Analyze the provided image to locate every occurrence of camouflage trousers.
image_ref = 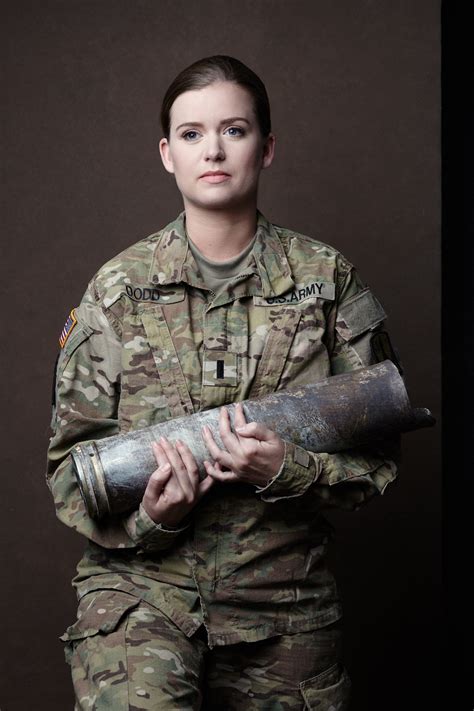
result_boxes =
[62,590,350,710]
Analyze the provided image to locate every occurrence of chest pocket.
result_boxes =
[118,299,194,431]
[249,307,302,398]
[141,309,194,417]
[250,292,334,398]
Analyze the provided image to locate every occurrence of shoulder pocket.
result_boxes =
[50,324,93,430]
[299,662,351,710]
[60,590,139,643]
[56,321,94,381]
[62,322,94,359]
[51,322,94,429]
[335,287,386,342]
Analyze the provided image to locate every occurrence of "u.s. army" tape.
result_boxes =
[254,281,335,306]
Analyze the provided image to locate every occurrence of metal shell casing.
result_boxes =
[72,360,435,519]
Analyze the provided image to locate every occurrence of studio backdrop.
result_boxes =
[2,2,440,710]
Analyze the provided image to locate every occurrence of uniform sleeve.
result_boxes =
[256,259,401,510]
[46,282,188,551]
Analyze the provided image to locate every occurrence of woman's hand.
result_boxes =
[142,437,215,528]
[202,402,285,487]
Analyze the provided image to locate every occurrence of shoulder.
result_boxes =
[87,231,162,306]
[74,229,165,338]
[271,222,355,288]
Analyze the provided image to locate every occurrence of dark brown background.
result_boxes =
[2,2,440,709]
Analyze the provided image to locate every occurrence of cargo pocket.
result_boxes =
[299,662,351,710]
[60,590,140,665]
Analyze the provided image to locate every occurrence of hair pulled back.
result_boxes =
[160,55,271,139]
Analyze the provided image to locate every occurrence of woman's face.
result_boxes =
[159,81,275,213]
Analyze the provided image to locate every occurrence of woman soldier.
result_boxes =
[48,55,399,709]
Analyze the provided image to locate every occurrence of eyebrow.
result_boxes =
[174,117,251,132]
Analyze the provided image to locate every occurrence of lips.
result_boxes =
[199,171,230,178]
[199,171,231,184]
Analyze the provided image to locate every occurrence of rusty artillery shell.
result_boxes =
[72,360,435,519]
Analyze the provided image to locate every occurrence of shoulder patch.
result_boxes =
[59,309,78,348]
[336,288,386,341]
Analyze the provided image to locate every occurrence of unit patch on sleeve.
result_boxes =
[59,309,78,348]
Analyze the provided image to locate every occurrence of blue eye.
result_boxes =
[183,130,200,141]
[225,126,245,137]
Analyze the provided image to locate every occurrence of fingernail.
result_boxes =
[236,426,245,432]
[161,463,171,471]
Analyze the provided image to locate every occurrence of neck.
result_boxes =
[183,201,258,261]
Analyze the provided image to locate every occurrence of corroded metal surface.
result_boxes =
[72,360,435,519]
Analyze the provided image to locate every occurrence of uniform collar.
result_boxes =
[148,210,295,298]
[252,210,295,297]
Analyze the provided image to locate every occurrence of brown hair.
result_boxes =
[160,55,271,139]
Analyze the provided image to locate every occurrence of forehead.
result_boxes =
[169,82,255,128]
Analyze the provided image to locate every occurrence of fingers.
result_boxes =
[233,403,274,441]
[217,406,253,459]
[202,406,261,478]
[145,455,172,499]
[235,421,275,441]
[151,440,171,469]
[175,437,204,501]
[197,474,216,499]
[149,409,280,495]
[202,405,285,487]
[219,407,239,451]
[220,403,274,443]
[151,441,182,499]
[202,420,234,470]
[175,439,200,487]
[203,459,239,483]
[157,437,198,502]
[233,402,248,429]
[144,439,214,527]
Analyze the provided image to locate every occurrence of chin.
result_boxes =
[188,194,243,211]
[192,188,256,212]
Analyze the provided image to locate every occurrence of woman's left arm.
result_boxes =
[203,262,401,511]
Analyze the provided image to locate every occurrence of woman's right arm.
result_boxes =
[46,283,191,551]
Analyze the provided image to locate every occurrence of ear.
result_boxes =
[159,137,175,174]
[261,133,276,170]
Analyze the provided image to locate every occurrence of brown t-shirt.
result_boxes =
[187,235,257,295]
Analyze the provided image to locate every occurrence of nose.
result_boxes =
[205,133,225,162]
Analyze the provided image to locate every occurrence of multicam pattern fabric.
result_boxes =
[63,590,349,710]
[47,210,399,649]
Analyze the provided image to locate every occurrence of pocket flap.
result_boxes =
[336,287,386,341]
[299,662,351,710]
[60,590,139,642]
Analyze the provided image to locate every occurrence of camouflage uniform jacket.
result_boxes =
[47,210,398,647]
